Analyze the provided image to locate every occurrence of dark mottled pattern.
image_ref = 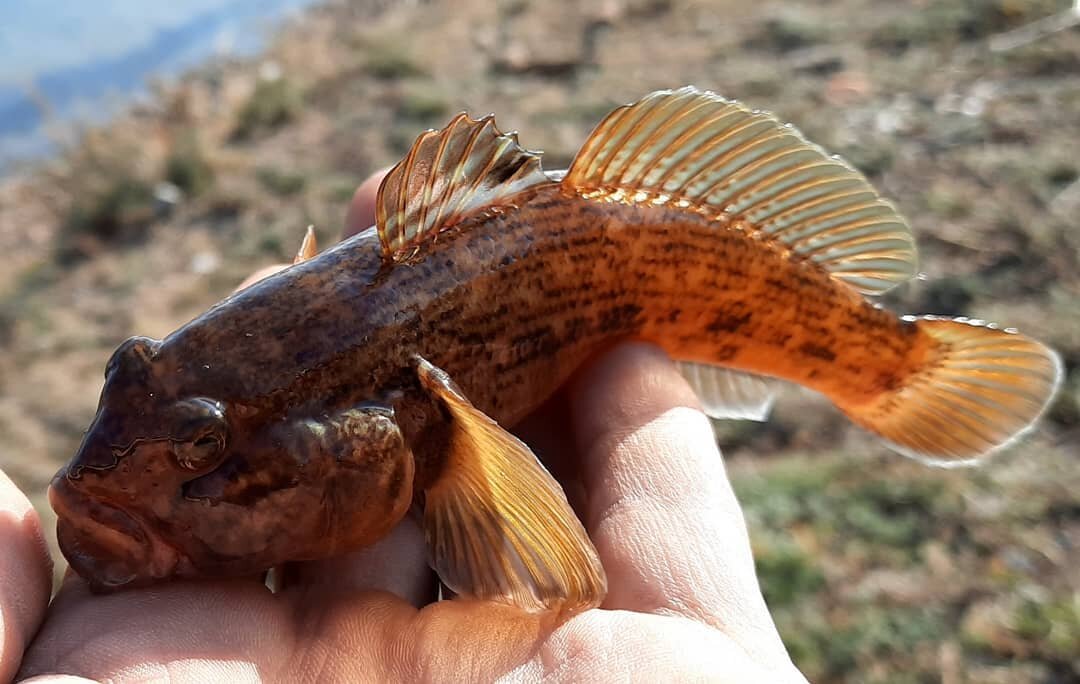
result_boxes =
[52,181,932,588]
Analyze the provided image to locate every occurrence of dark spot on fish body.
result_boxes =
[798,342,837,363]
[597,303,644,335]
[565,315,590,336]
[714,344,739,362]
[707,309,752,335]
[873,372,901,393]
[455,330,487,347]
[511,327,554,351]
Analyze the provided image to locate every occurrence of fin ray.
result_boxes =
[414,356,606,612]
[565,87,917,294]
[376,114,550,261]
[293,225,317,264]
[845,317,1062,466]
[676,362,778,421]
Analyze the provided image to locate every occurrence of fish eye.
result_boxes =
[173,431,226,471]
[169,398,228,472]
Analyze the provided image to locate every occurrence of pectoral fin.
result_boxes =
[413,356,607,613]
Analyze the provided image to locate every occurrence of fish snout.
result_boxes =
[49,474,178,590]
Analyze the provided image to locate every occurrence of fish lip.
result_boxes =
[49,475,178,589]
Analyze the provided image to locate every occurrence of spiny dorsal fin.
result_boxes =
[376,113,550,262]
[293,225,317,264]
[565,87,917,295]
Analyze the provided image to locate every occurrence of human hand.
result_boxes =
[6,173,806,683]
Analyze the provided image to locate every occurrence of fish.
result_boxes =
[50,86,1062,613]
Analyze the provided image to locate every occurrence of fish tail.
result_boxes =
[843,317,1062,466]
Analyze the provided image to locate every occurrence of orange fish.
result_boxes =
[50,87,1061,614]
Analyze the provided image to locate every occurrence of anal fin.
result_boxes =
[676,362,778,421]
[413,356,606,613]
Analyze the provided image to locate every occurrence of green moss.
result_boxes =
[736,456,960,562]
[59,174,155,262]
[756,543,825,608]
[872,0,1068,52]
[777,603,949,681]
[164,130,214,196]
[256,167,307,196]
[365,44,424,80]
[234,78,301,139]
[397,90,449,122]
[841,478,955,550]
[1011,597,1080,660]
[746,17,827,53]
[732,457,841,529]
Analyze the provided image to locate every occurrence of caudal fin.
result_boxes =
[848,317,1062,466]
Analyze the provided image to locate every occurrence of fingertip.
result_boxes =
[343,168,391,240]
[561,345,790,661]
[234,263,289,292]
[0,472,54,683]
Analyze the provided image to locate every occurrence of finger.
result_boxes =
[234,263,289,291]
[20,578,296,682]
[0,471,53,683]
[567,343,789,663]
[278,516,437,608]
[343,168,390,239]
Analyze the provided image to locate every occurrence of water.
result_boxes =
[0,0,317,173]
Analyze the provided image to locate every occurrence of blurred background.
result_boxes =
[0,0,1077,681]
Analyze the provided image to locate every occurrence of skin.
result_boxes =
[2,172,807,683]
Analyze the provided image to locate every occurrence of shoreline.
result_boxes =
[0,0,318,173]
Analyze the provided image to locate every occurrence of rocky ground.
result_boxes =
[1,0,1078,681]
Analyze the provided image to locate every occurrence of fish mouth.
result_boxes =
[49,475,180,590]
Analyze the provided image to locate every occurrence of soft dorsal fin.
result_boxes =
[565,87,917,294]
[376,113,550,261]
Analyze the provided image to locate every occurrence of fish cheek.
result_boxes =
[176,446,315,565]
[301,405,417,555]
[178,406,415,567]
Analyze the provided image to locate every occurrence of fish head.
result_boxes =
[50,335,233,589]
[51,335,415,590]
